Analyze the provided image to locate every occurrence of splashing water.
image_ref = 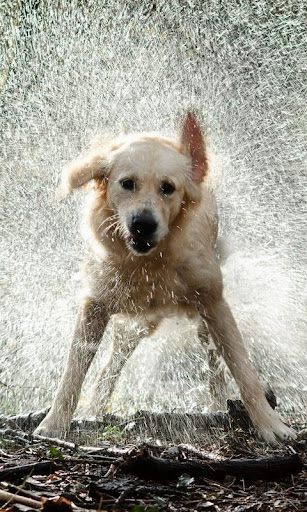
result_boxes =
[1,1,306,440]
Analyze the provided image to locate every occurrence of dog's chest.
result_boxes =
[91,260,189,315]
[128,267,184,312]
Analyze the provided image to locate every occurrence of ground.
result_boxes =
[0,414,306,512]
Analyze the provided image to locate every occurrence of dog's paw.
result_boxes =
[33,415,69,438]
[251,406,297,445]
[258,421,297,445]
[33,424,54,438]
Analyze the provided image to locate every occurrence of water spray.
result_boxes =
[1,1,306,443]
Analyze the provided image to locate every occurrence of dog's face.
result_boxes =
[106,138,190,254]
[59,112,208,256]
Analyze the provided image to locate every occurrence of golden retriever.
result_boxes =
[35,112,296,444]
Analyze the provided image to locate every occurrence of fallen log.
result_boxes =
[121,448,303,482]
[0,409,49,431]
[0,461,55,481]
[0,410,230,438]
[0,389,279,441]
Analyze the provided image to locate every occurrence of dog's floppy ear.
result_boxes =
[57,149,109,200]
[180,111,208,183]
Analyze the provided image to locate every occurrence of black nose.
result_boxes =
[130,211,158,238]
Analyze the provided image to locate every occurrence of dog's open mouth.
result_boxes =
[126,234,156,254]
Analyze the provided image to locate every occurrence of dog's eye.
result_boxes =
[160,182,175,196]
[120,179,135,191]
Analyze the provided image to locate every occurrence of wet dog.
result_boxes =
[35,112,296,444]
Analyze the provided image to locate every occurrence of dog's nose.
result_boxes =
[130,211,158,238]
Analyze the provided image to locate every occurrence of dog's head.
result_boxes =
[59,112,208,256]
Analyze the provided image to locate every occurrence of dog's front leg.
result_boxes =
[201,298,296,444]
[34,298,109,437]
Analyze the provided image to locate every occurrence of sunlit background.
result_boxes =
[1,0,306,441]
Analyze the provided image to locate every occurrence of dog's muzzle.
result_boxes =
[127,211,158,254]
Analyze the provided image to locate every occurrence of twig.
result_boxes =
[33,433,76,450]
[0,489,41,509]
[0,482,42,503]
[177,443,225,461]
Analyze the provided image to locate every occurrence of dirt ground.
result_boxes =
[0,416,306,512]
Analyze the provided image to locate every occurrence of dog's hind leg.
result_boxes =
[198,327,228,411]
[88,318,152,416]
[34,298,109,437]
[207,348,228,411]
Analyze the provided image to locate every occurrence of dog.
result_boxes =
[34,111,296,444]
